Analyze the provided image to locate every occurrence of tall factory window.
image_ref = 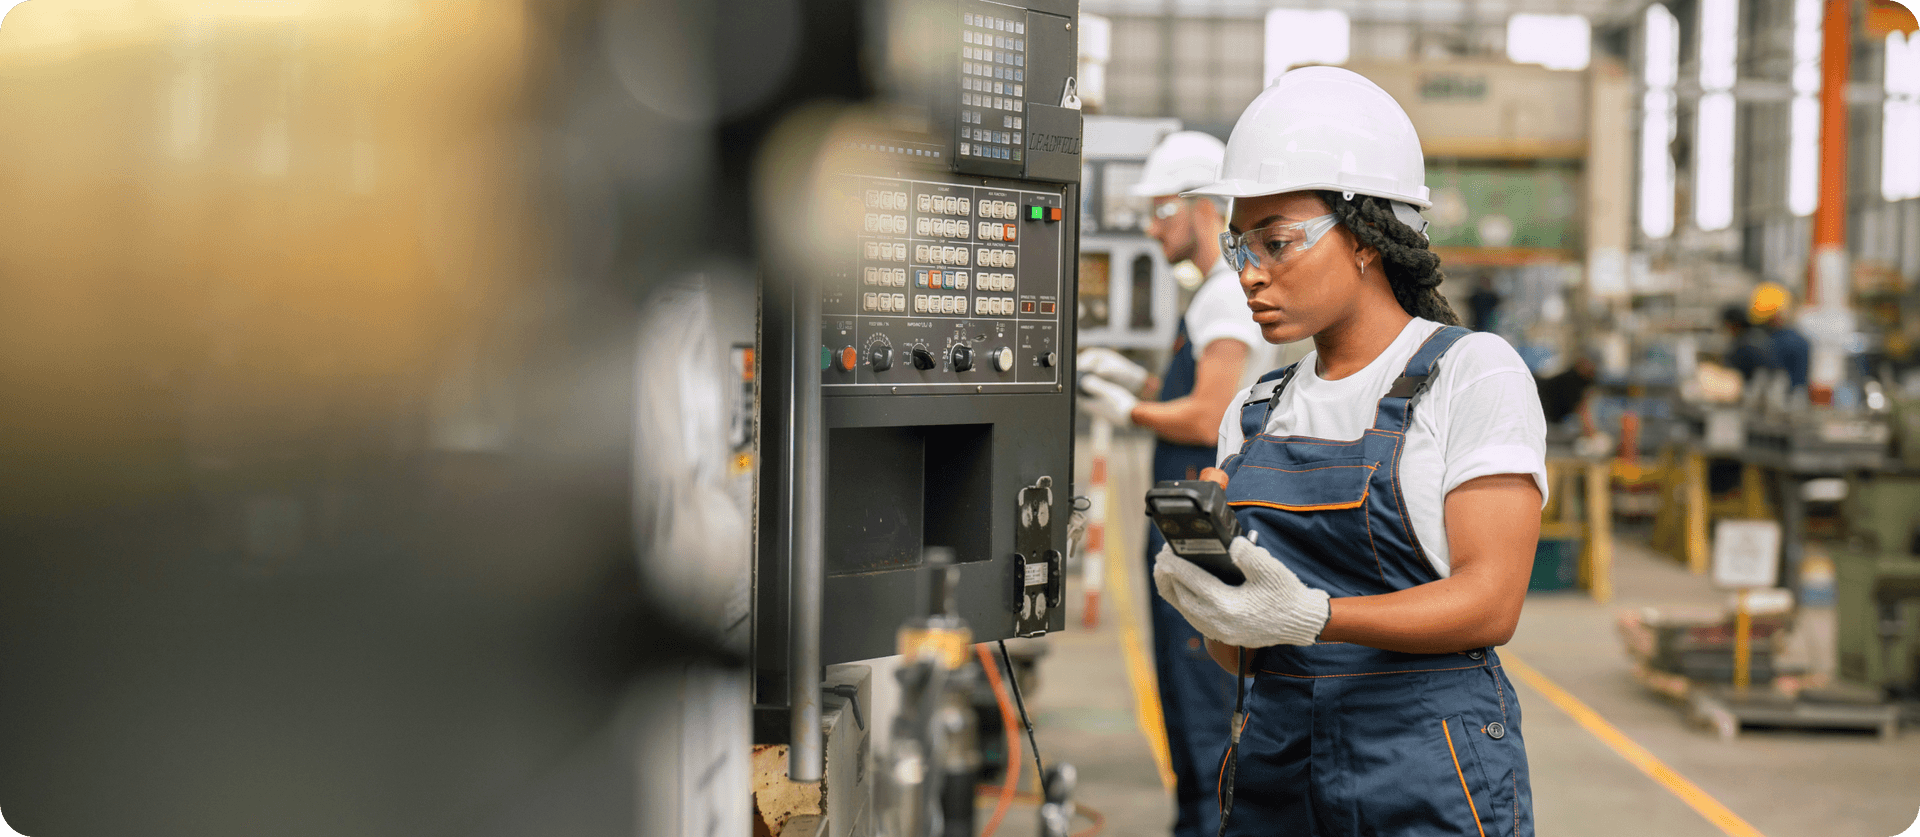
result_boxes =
[1883,31,1920,202]
[1787,0,1823,216]
[1640,4,1680,240]
[1695,0,1740,231]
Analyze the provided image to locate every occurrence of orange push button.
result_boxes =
[837,346,859,371]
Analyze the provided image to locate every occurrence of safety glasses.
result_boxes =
[1151,200,1185,220]
[1219,214,1339,272]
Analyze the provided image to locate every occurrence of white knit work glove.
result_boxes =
[1078,373,1139,426]
[1076,348,1150,395]
[1152,533,1331,648]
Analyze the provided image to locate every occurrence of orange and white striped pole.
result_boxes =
[1081,417,1112,630]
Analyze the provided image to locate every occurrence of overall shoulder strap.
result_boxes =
[1373,325,1473,433]
[1237,362,1299,442]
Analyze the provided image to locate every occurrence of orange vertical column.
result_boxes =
[1809,0,1852,307]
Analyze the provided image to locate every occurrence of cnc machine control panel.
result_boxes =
[823,173,1067,393]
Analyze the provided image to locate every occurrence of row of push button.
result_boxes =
[978,248,1016,268]
[963,93,1019,112]
[974,296,1015,316]
[915,269,968,290]
[963,12,1023,35]
[864,189,908,210]
[864,213,907,234]
[976,271,1014,291]
[977,221,1016,241]
[863,267,907,287]
[979,199,1019,220]
[914,295,969,315]
[864,241,907,261]
[918,194,970,216]
[965,127,1020,146]
[961,142,1016,160]
[916,217,971,239]
[862,292,906,312]
[964,63,1023,85]
[914,244,970,266]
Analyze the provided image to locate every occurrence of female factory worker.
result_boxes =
[1152,66,1547,837]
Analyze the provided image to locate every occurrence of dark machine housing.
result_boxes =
[754,0,1084,747]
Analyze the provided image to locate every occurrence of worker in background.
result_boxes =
[1721,304,1780,384]
[1157,66,1544,835]
[1075,130,1278,837]
[1536,351,1612,458]
[1749,282,1810,392]
[1467,276,1502,332]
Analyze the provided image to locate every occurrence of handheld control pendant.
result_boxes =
[1145,480,1245,585]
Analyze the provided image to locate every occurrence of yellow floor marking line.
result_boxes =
[1502,652,1768,837]
[1105,523,1176,792]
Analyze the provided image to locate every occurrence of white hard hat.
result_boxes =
[1185,66,1431,210]
[1128,131,1227,198]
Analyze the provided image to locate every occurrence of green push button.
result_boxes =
[1028,205,1043,221]
[820,346,831,370]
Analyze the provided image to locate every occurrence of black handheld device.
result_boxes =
[1145,480,1245,585]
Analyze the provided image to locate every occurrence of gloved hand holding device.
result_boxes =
[1153,532,1331,648]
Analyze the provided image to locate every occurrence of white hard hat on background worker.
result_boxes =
[1128,130,1227,198]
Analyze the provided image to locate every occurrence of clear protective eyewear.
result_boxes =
[1151,200,1186,220]
[1219,214,1340,271]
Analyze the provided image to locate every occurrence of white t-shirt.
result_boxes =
[1183,262,1281,392]
[1214,318,1548,578]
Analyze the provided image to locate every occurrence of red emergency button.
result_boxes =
[837,347,859,371]
[1048,207,1063,222]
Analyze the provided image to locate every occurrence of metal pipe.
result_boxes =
[788,279,825,782]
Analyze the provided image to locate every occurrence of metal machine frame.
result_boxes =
[750,0,1084,795]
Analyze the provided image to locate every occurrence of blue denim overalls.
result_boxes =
[1150,318,1241,837]
[1216,325,1532,837]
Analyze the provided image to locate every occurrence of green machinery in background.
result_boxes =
[1837,474,1920,698]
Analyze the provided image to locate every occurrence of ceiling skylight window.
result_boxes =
[1263,9,1350,87]
[1506,14,1592,71]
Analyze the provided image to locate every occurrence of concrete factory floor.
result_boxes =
[975,436,1920,837]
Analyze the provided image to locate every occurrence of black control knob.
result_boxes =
[950,343,974,372]
[911,346,937,371]
[1039,351,1058,368]
[868,344,893,372]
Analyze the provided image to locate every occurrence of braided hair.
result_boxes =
[1316,191,1462,326]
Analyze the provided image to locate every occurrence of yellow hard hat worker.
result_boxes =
[1749,282,1790,325]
